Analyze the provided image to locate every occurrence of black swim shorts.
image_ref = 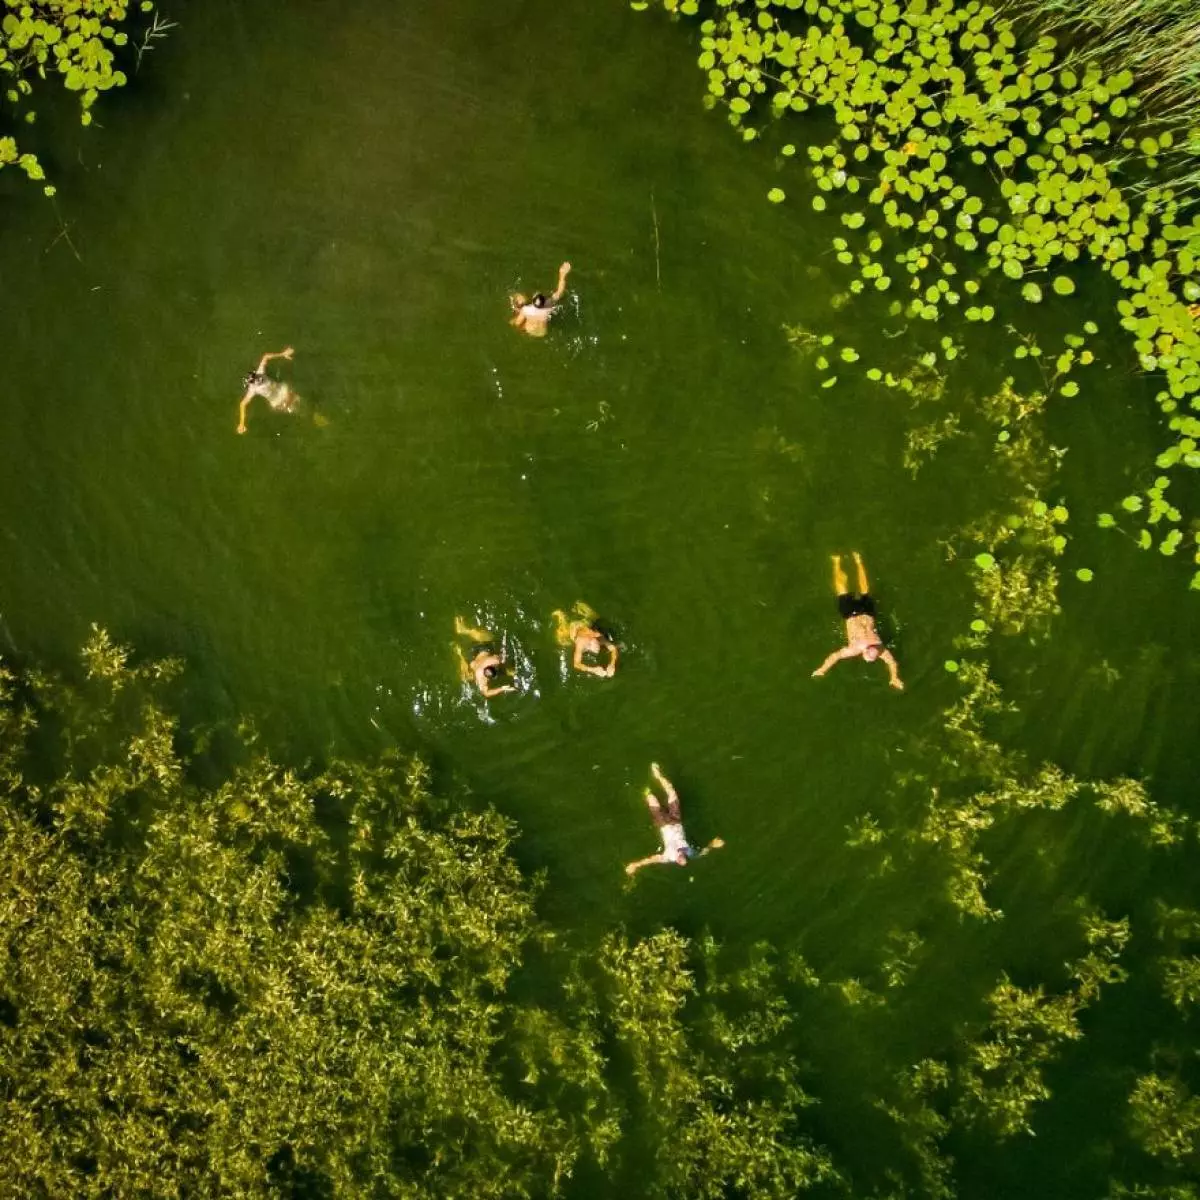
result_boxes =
[837,592,876,619]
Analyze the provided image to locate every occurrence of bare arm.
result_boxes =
[256,346,295,373]
[812,647,856,677]
[480,680,516,699]
[236,391,254,434]
[602,642,619,678]
[552,261,572,302]
[697,837,725,857]
[574,640,613,678]
[625,854,663,876]
[881,649,904,690]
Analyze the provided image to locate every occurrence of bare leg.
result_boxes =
[644,790,667,827]
[832,555,849,595]
[853,551,870,595]
[455,616,492,642]
[650,765,681,820]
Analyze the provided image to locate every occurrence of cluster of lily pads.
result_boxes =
[639,0,1200,587]
[0,0,163,195]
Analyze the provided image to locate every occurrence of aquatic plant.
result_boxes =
[999,0,1200,156]
[596,930,840,1197]
[0,0,162,194]
[1128,1074,1200,1168]
[638,0,1200,585]
[903,412,963,474]
[7,630,1199,1197]
[955,911,1129,1138]
[0,633,857,1197]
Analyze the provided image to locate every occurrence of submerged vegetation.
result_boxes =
[0,632,841,1197]
[0,0,1197,1194]
[2,631,1199,1197]
[639,0,1200,588]
[0,0,167,193]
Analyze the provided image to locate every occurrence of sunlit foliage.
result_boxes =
[639,0,1200,584]
[0,632,849,1198]
[1,0,166,193]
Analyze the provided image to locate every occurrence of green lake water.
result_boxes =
[3,1,1200,1192]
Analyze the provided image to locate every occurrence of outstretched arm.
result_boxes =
[698,837,725,857]
[625,854,663,877]
[236,391,254,434]
[552,261,572,302]
[812,647,855,677]
[573,640,616,678]
[881,649,904,690]
[256,346,295,374]
[480,680,516,699]
[603,642,619,677]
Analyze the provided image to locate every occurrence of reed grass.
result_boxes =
[1000,0,1200,192]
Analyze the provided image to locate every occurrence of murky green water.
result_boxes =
[2,1,1200,1190]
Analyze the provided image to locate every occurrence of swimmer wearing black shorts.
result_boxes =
[813,552,904,690]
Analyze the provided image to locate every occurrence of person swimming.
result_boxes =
[237,347,298,434]
[811,551,904,690]
[510,262,572,337]
[454,616,516,699]
[625,763,724,876]
[552,602,619,678]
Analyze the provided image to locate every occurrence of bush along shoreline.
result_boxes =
[635,0,1200,587]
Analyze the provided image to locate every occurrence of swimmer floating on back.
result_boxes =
[552,602,619,678]
[454,616,516,699]
[811,551,904,690]
[510,262,571,338]
[625,763,724,876]
[237,347,300,434]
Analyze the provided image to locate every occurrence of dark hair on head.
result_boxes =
[532,293,548,308]
[243,371,263,388]
[483,664,499,679]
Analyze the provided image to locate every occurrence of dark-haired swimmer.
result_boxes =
[552,603,618,678]
[237,346,298,434]
[812,552,904,690]
[625,763,724,876]
[510,262,571,338]
[455,617,516,699]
